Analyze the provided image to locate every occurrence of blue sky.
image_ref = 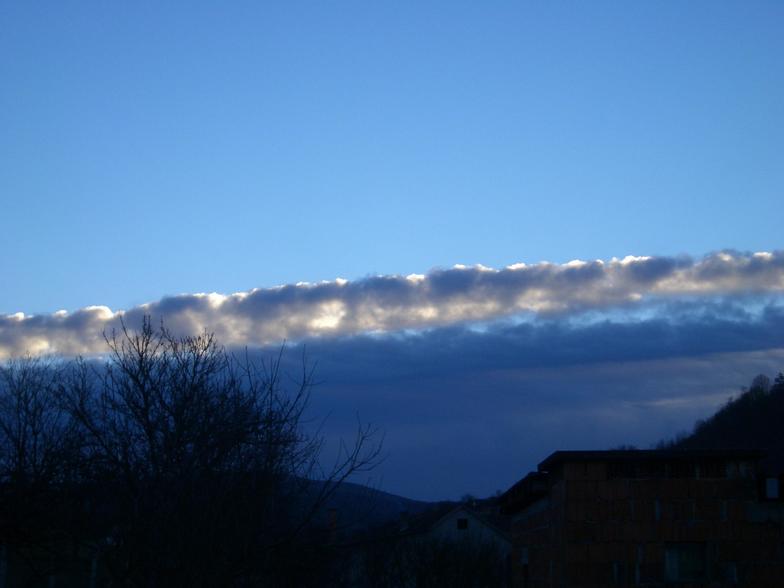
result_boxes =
[2,1,782,314]
[1,2,784,500]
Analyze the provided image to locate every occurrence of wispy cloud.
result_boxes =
[2,250,783,358]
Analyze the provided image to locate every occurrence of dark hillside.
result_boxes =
[663,372,784,472]
[313,479,432,532]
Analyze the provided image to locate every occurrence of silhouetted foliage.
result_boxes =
[660,371,784,470]
[352,535,509,588]
[0,319,382,586]
[611,444,639,451]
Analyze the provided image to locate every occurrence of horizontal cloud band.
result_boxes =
[1,250,783,358]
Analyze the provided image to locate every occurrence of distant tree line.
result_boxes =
[0,319,382,587]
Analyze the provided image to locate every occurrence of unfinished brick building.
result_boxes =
[501,450,784,587]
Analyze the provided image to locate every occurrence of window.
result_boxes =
[766,477,780,499]
[608,461,636,479]
[456,517,468,530]
[669,461,696,479]
[638,462,666,479]
[665,543,707,582]
[699,460,725,478]
[724,562,738,584]
[612,561,626,585]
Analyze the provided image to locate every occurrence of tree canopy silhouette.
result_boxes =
[0,318,382,586]
[660,371,784,472]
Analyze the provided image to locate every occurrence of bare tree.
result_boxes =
[0,356,86,583]
[1,319,382,586]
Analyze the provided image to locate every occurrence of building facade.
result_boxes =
[501,450,784,587]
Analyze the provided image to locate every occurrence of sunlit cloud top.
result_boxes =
[1,250,783,359]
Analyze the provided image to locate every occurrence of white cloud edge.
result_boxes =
[1,250,783,358]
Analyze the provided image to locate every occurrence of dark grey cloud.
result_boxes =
[247,299,784,500]
[276,298,784,382]
[319,351,780,501]
[1,250,783,358]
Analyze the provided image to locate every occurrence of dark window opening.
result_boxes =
[699,460,725,478]
[665,543,707,582]
[456,517,468,530]
[766,477,780,499]
[669,461,697,479]
[611,561,626,584]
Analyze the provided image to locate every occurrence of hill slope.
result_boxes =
[664,372,784,471]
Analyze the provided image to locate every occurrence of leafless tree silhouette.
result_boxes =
[0,318,382,586]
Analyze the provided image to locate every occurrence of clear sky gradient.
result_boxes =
[2,1,782,315]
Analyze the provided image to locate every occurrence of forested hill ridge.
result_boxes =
[660,372,784,471]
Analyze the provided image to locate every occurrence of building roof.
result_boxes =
[429,504,511,540]
[499,471,550,515]
[538,449,765,472]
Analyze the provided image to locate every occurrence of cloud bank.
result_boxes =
[2,250,783,359]
[287,300,784,499]
[2,249,784,499]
